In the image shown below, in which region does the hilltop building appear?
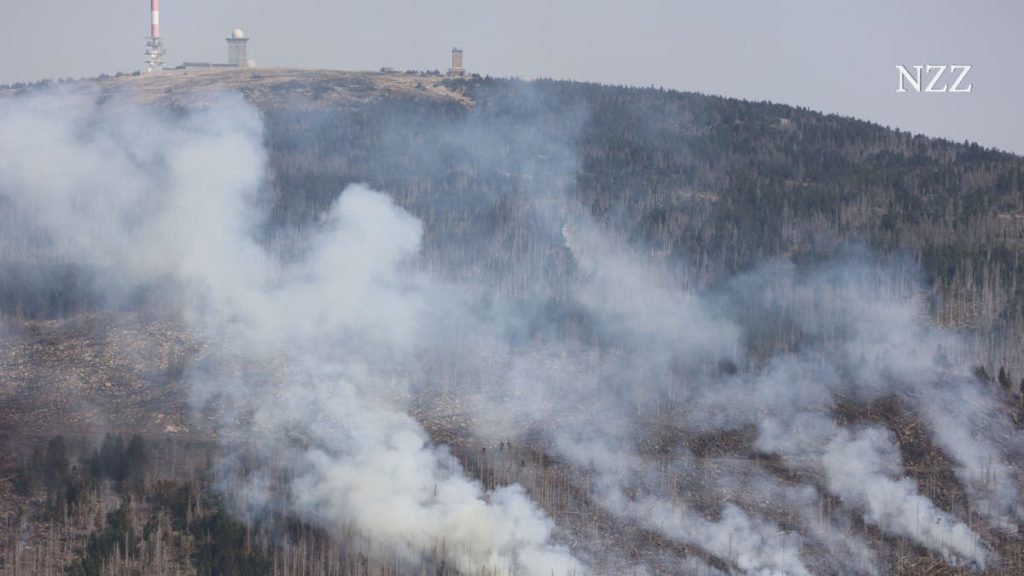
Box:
[226,29,251,67]
[180,28,255,70]
[447,47,465,77]
[141,0,253,71]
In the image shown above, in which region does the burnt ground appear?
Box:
[1,314,1023,574]
[0,313,197,438]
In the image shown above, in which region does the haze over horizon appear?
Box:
[2,1,1022,154]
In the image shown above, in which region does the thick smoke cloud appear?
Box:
[523,238,1015,570]
[0,91,581,576]
[451,145,1021,571]
[0,84,1020,575]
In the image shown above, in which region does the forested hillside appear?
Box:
[3,72,1022,365]
[2,70,1024,576]
[248,74,1024,368]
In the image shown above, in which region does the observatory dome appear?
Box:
[232,29,245,39]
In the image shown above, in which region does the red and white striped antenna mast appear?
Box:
[145,0,165,73]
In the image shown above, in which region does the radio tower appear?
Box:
[145,0,165,73]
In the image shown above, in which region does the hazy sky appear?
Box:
[2,1,1021,154]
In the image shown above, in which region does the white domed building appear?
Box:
[226,28,251,67]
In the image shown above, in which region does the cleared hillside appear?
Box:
[1,68,471,109]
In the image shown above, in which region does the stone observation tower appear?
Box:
[447,47,465,76]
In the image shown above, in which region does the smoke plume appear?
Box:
[0,83,1020,575]
[0,91,581,575]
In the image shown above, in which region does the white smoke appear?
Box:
[1,84,1021,576]
[557,436,812,576]
[757,413,989,567]
[467,216,1015,571]
[822,427,986,566]
[0,92,583,576]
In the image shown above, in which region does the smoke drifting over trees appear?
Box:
[0,76,1022,575]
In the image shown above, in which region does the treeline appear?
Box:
[2,434,274,576]
[1,75,1022,366]
[256,77,1024,364]
[12,434,147,501]
[2,435,456,575]
[0,72,140,93]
